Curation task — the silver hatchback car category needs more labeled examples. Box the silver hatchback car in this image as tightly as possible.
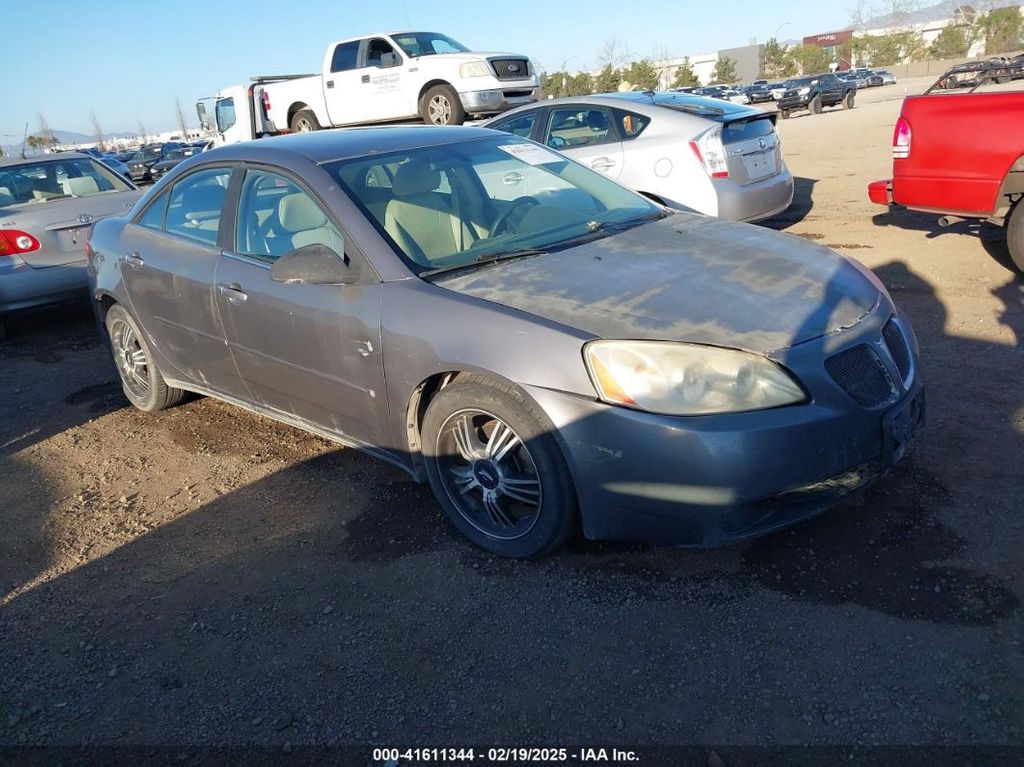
[485,92,794,222]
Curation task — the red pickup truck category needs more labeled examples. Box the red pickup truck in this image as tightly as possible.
[868,60,1024,271]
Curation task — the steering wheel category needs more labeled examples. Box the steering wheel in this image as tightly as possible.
[489,196,540,237]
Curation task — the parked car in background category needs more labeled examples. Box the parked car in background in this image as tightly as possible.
[720,87,749,105]
[868,59,1024,271]
[128,143,183,183]
[865,72,885,87]
[115,149,136,163]
[777,73,856,118]
[88,127,922,557]
[74,147,132,181]
[874,69,897,85]
[769,81,791,100]
[745,84,773,103]
[693,86,726,98]
[485,91,793,222]
[150,145,206,183]
[0,153,141,339]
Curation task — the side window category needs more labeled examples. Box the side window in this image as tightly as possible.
[613,109,649,139]
[137,190,169,230]
[545,108,615,149]
[235,169,344,262]
[489,113,537,139]
[164,168,232,247]
[365,38,397,68]
[330,41,360,73]
[215,98,236,132]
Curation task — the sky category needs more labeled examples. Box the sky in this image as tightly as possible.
[4,0,858,143]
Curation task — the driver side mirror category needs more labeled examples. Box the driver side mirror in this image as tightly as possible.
[269,243,361,285]
[380,52,400,68]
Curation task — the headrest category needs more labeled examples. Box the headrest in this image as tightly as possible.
[586,111,609,131]
[392,161,441,197]
[278,192,327,232]
[62,176,100,196]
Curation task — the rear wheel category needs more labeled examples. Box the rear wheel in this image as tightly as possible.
[780,110,790,119]
[420,84,466,126]
[843,91,855,109]
[105,304,185,412]
[1008,199,1024,273]
[809,95,823,115]
[289,109,320,133]
[421,375,577,558]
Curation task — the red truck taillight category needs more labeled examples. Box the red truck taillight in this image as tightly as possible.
[892,117,911,159]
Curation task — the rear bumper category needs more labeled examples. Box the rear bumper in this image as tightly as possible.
[0,261,88,314]
[713,165,795,223]
[868,179,893,206]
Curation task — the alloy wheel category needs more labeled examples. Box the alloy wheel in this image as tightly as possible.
[435,409,542,539]
[110,318,149,399]
[428,95,453,124]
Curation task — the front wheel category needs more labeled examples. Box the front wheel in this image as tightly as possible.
[843,91,855,109]
[1007,199,1024,273]
[420,84,466,126]
[780,110,790,119]
[105,304,185,412]
[289,109,321,133]
[421,375,577,558]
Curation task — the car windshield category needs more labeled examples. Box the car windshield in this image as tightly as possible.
[326,136,661,275]
[391,32,469,57]
[0,158,131,208]
[133,146,161,161]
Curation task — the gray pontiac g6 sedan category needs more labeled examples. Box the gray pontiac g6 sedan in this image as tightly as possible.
[87,127,924,558]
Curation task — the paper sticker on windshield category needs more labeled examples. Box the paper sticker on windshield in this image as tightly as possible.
[498,144,562,165]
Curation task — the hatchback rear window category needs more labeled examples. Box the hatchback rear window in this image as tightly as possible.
[722,117,775,144]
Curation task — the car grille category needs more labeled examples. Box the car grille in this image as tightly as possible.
[825,344,895,407]
[490,58,530,80]
[882,318,911,383]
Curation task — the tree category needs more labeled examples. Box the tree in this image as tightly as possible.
[540,72,567,98]
[762,38,791,78]
[929,23,972,58]
[977,6,1023,55]
[671,58,699,88]
[709,56,738,85]
[627,59,659,91]
[594,64,621,93]
[137,121,148,144]
[90,111,105,151]
[597,39,629,69]
[175,97,190,141]
[860,30,926,65]
[568,72,594,96]
[37,113,56,150]
[788,44,831,75]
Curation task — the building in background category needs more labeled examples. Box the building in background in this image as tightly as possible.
[718,43,766,83]
[802,30,855,70]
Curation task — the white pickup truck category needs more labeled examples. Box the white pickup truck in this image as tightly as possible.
[197,31,539,145]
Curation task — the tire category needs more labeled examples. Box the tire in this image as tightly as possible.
[105,304,185,412]
[420,84,466,126]
[1008,199,1024,273]
[809,95,823,115]
[843,91,855,110]
[421,374,577,558]
[780,110,790,120]
[289,109,321,133]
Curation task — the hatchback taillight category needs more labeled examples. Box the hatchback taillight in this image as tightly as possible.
[689,125,729,179]
[0,229,40,260]
[892,116,911,159]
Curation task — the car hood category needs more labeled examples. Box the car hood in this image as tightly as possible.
[433,214,881,354]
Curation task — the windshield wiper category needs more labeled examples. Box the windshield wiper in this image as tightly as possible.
[419,248,547,278]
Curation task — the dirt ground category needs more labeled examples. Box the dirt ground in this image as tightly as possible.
[2,78,1023,755]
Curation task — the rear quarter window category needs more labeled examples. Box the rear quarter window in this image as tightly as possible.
[613,109,649,139]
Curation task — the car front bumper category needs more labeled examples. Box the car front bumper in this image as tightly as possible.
[778,94,811,111]
[460,87,539,115]
[521,307,924,547]
[713,166,795,223]
[0,261,88,314]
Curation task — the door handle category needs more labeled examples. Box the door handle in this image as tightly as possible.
[361,74,370,84]
[326,80,334,89]
[591,158,615,170]
[124,252,144,268]
[217,284,248,303]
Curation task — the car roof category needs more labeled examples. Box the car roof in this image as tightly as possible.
[0,153,91,169]
[199,125,501,166]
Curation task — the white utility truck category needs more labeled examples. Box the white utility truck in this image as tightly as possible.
[197,31,539,145]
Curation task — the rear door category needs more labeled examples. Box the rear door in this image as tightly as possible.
[722,115,782,186]
[0,157,139,268]
[542,105,625,179]
[118,165,246,397]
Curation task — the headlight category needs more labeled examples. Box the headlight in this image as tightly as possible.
[798,87,811,96]
[584,340,806,416]
[459,60,491,78]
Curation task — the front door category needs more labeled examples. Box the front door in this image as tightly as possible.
[215,166,389,447]
[118,166,245,396]
[543,105,625,179]
[353,37,408,122]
